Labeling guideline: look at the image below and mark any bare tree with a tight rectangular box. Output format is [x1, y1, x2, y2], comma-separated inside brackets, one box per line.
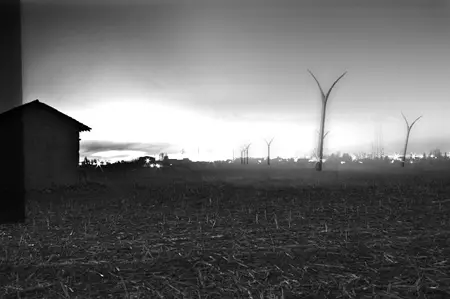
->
[308, 70, 347, 171]
[400, 112, 423, 167]
[264, 137, 275, 165]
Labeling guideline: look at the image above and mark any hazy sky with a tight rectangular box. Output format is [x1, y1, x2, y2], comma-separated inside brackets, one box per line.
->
[19, 0, 450, 162]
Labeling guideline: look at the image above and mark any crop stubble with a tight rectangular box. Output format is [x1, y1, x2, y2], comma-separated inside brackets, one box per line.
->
[1, 168, 450, 298]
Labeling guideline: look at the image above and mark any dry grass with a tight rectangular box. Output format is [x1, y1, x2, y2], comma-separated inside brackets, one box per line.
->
[1, 167, 450, 298]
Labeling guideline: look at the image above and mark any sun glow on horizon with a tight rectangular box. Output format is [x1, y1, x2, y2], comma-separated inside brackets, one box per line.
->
[73, 99, 419, 163]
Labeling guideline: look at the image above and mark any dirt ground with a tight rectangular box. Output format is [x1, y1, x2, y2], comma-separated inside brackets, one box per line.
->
[1, 165, 450, 298]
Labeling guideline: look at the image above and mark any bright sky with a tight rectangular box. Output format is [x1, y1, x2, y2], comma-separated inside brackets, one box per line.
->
[20, 0, 450, 162]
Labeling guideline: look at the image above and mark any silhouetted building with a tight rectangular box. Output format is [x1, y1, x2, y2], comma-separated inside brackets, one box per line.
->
[168, 158, 191, 165]
[0, 100, 91, 190]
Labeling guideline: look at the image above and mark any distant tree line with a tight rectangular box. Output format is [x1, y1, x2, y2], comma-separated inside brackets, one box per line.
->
[79, 147, 449, 172]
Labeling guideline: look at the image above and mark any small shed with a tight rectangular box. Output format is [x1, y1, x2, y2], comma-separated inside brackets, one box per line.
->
[0, 100, 91, 191]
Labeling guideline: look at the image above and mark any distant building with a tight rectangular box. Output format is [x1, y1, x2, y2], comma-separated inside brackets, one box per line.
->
[144, 156, 156, 163]
[167, 158, 192, 165]
[0, 100, 91, 190]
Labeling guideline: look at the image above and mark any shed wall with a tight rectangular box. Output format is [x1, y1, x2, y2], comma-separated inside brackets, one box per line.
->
[0, 115, 26, 222]
[23, 108, 80, 190]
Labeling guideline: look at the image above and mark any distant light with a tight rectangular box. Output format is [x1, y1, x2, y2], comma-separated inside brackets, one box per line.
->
[391, 153, 402, 162]
[340, 161, 346, 164]
[308, 157, 326, 163]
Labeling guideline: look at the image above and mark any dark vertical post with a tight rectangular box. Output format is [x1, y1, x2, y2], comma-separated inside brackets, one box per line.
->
[245, 144, 251, 165]
[0, 0, 25, 224]
[316, 99, 327, 171]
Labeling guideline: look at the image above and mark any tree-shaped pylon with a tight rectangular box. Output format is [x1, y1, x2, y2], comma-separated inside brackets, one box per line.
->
[245, 143, 251, 164]
[264, 137, 275, 165]
[308, 70, 347, 171]
[400, 112, 422, 167]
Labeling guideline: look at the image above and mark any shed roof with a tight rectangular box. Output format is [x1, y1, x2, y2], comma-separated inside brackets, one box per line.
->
[0, 100, 91, 132]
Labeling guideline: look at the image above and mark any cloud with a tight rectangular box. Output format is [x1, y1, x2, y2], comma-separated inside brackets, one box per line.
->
[80, 140, 177, 157]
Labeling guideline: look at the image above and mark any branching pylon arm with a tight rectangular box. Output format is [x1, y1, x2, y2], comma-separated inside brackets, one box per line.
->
[325, 72, 347, 101]
[401, 112, 423, 131]
[308, 70, 347, 103]
[265, 137, 275, 146]
[307, 69, 326, 100]
[317, 130, 330, 140]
